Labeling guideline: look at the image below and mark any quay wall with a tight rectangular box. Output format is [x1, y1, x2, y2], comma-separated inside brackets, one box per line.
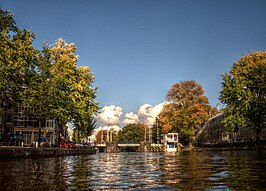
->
[0, 147, 97, 159]
[198, 140, 266, 151]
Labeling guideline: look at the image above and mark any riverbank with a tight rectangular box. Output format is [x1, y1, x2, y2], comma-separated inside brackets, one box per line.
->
[0, 147, 97, 159]
[197, 140, 266, 151]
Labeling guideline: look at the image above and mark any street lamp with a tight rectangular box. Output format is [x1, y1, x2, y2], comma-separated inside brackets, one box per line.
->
[156, 117, 160, 144]
[3, 99, 8, 144]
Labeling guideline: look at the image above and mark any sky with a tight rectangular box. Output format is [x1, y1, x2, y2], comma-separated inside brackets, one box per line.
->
[1, 0, 266, 129]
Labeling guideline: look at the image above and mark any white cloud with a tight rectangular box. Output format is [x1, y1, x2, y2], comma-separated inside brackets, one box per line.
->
[89, 125, 122, 143]
[123, 112, 139, 125]
[122, 102, 166, 126]
[138, 102, 166, 126]
[92, 124, 122, 133]
[89, 102, 166, 142]
[95, 105, 123, 126]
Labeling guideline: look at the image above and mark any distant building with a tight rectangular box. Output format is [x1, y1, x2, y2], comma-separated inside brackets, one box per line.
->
[0, 103, 56, 146]
[197, 112, 266, 145]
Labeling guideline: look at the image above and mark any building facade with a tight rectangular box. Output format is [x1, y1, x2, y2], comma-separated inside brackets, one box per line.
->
[0, 103, 56, 146]
[197, 112, 266, 145]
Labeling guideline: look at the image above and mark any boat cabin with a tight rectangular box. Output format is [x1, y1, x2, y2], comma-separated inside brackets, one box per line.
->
[161, 133, 179, 152]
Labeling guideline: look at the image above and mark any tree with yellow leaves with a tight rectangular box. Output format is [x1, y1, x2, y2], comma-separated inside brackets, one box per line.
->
[49, 39, 98, 145]
[28, 39, 98, 146]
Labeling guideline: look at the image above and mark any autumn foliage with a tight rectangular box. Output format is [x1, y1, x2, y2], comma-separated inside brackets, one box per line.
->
[159, 81, 213, 145]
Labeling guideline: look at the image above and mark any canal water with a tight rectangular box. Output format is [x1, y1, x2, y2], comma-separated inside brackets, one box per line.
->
[0, 150, 265, 190]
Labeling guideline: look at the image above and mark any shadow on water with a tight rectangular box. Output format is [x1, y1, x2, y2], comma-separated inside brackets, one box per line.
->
[0, 150, 265, 190]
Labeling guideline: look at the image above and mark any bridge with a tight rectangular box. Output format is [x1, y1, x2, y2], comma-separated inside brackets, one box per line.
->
[96, 143, 140, 147]
[95, 143, 141, 152]
[95, 142, 165, 152]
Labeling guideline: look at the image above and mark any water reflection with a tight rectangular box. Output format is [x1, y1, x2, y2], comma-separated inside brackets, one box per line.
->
[0, 151, 265, 190]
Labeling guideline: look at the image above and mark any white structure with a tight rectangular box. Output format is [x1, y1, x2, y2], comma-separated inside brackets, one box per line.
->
[161, 133, 179, 152]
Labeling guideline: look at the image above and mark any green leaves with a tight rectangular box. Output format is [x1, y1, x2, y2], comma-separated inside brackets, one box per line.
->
[220, 51, 266, 139]
[0, 9, 17, 34]
[0, 8, 98, 140]
[0, 10, 38, 109]
[117, 123, 146, 143]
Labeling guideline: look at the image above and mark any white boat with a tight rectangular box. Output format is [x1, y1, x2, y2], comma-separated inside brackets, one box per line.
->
[161, 133, 179, 152]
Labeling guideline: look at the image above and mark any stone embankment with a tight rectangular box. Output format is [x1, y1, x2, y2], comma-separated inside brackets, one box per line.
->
[0, 147, 97, 159]
[200, 140, 266, 151]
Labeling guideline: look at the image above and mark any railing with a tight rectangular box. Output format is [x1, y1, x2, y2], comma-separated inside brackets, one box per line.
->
[95, 143, 141, 147]
[118, 143, 140, 147]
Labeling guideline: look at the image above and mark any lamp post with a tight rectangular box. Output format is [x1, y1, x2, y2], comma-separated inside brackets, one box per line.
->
[156, 117, 160, 144]
[144, 125, 147, 152]
[3, 99, 8, 144]
[144, 125, 146, 143]
[148, 125, 151, 143]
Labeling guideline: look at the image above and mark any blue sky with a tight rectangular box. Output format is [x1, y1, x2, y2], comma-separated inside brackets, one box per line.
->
[1, 0, 266, 114]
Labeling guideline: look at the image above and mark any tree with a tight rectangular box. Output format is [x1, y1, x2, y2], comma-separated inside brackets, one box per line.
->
[44, 38, 98, 146]
[26, 38, 98, 146]
[0, 9, 17, 33]
[0, 9, 99, 146]
[159, 81, 212, 147]
[75, 116, 97, 142]
[0, 9, 39, 142]
[71, 66, 98, 141]
[25, 45, 54, 146]
[220, 51, 266, 140]
[117, 123, 146, 143]
[0, 9, 38, 109]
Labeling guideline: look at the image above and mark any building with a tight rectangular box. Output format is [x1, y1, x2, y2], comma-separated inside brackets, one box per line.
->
[0, 103, 56, 146]
[197, 112, 266, 145]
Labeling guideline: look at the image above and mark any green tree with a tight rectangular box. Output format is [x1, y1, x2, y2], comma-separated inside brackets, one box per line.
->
[71, 66, 98, 141]
[0, 9, 99, 146]
[74, 116, 97, 142]
[0, 9, 39, 109]
[0, 9, 39, 143]
[159, 81, 212, 147]
[83, 117, 97, 138]
[0, 9, 17, 32]
[117, 123, 146, 143]
[220, 51, 266, 140]
[25, 45, 54, 146]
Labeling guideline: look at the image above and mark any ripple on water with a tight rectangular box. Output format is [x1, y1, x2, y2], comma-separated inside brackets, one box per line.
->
[0, 151, 266, 190]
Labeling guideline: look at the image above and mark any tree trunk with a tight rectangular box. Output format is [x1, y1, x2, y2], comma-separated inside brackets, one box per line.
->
[189, 135, 195, 150]
[77, 127, 80, 142]
[256, 128, 261, 144]
[37, 119, 41, 148]
[55, 118, 61, 148]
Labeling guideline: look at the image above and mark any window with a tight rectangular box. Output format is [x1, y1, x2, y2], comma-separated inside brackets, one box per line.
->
[7, 114, 12, 124]
[22, 131, 32, 145]
[46, 119, 55, 128]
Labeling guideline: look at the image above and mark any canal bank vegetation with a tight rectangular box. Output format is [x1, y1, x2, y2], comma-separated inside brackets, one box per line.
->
[0, 9, 99, 146]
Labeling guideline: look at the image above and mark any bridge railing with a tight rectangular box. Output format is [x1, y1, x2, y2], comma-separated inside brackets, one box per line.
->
[118, 143, 140, 147]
